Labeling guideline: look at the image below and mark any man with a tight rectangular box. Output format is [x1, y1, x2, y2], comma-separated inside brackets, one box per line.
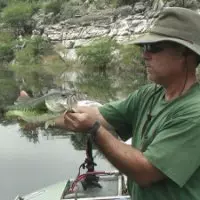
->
[55, 7, 200, 199]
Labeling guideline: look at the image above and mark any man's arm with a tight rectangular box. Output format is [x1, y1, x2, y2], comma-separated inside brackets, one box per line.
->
[56, 105, 166, 186]
[94, 125, 166, 187]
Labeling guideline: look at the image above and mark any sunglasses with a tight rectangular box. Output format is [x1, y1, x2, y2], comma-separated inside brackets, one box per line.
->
[142, 43, 165, 53]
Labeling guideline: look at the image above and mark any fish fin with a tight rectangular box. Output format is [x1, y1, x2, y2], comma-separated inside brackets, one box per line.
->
[45, 120, 56, 129]
[44, 122, 49, 129]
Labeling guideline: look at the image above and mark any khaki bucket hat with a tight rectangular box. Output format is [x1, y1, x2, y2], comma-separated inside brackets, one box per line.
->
[133, 7, 200, 56]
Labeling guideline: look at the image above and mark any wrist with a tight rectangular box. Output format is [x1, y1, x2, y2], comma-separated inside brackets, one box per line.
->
[88, 121, 101, 142]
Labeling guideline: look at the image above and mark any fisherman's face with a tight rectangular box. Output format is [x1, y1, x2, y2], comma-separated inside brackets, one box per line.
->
[142, 42, 185, 85]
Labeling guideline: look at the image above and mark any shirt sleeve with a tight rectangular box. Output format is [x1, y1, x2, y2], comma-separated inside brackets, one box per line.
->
[144, 118, 200, 187]
[98, 91, 140, 141]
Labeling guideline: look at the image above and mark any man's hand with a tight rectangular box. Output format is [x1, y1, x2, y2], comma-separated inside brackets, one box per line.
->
[55, 105, 113, 132]
[63, 106, 99, 132]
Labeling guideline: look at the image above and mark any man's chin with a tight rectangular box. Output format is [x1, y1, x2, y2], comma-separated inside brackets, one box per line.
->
[147, 75, 155, 82]
[147, 76, 161, 85]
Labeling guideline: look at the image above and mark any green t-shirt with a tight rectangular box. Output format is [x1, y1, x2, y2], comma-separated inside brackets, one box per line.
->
[99, 83, 200, 200]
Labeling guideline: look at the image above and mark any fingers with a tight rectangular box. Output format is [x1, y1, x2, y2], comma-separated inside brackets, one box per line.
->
[64, 112, 75, 124]
[63, 107, 97, 132]
[64, 111, 80, 122]
[63, 110, 82, 131]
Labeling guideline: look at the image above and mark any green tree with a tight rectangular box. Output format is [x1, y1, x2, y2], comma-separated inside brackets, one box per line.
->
[1, 1, 37, 35]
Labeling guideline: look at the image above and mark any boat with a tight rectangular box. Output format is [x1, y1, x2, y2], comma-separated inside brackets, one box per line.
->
[15, 170, 130, 200]
[14, 139, 132, 200]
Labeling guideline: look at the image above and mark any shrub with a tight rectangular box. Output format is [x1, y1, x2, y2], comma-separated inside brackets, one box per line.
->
[0, 31, 14, 43]
[0, 32, 15, 64]
[60, 0, 86, 20]
[0, 0, 7, 10]
[14, 36, 52, 64]
[0, 44, 14, 63]
[105, 0, 137, 7]
[116, 0, 137, 6]
[44, 0, 62, 15]
[77, 38, 118, 75]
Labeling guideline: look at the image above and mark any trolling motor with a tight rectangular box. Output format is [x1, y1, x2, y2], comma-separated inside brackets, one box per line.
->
[80, 137, 102, 190]
[68, 136, 104, 193]
[66, 136, 121, 199]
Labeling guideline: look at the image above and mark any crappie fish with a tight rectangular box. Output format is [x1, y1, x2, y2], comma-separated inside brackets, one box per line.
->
[5, 91, 102, 129]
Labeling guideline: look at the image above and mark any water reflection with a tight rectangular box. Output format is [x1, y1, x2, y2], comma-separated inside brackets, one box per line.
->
[0, 70, 19, 115]
[0, 123, 114, 200]
[76, 72, 118, 103]
[19, 128, 40, 143]
[2, 118, 100, 152]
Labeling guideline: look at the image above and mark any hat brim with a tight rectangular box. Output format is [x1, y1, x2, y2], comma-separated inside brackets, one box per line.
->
[133, 33, 200, 56]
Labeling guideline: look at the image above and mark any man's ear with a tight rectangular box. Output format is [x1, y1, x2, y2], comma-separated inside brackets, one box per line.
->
[181, 50, 199, 69]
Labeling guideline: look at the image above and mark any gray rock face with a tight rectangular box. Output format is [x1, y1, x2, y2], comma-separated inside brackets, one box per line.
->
[33, 0, 200, 59]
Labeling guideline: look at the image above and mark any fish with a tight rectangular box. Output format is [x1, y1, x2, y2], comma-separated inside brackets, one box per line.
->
[5, 90, 102, 129]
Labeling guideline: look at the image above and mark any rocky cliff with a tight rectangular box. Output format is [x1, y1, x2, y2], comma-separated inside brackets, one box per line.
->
[33, 0, 200, 59]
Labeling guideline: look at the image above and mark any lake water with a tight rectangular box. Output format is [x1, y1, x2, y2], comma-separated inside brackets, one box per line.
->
[0, 123, 114, 200]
